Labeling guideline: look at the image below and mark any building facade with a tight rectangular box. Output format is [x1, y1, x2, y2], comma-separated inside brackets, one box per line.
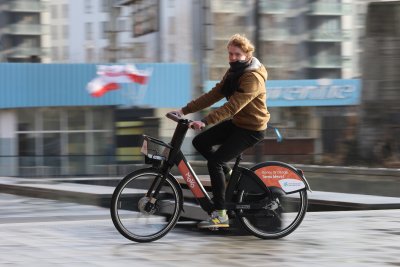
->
[0, 0, 50, 63]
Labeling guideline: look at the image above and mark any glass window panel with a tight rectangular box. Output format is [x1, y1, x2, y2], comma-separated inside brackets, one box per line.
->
[43, 133, 61, 167]
[43, 109, 60, 131]
[18, 132, 36, 168]
[93, 132, 114, 164]
[68, 133, 85, 155]
[92, 109, 112, 130]
[68, 110, 86, 130]
[68, 133, 86, 174]
[18, 109, 35, 131]
[18, 133, 36, 156]
[63, 4, 69, 18]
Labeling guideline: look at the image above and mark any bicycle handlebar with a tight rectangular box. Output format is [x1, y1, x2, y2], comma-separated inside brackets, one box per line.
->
[165, 111, 183, 122]
[166, 111, 194, 124]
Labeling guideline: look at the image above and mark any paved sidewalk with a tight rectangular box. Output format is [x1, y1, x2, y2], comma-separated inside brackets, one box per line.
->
[1, 177, 400, 213]
[0, 193, 399, 267]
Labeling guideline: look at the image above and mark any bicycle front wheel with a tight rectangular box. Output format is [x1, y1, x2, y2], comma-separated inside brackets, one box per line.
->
[110, 168, 182, 243]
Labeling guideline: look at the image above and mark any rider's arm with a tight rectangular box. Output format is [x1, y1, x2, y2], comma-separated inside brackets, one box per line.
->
[181, 75, 226, 115]
[202, 72, 262, 125]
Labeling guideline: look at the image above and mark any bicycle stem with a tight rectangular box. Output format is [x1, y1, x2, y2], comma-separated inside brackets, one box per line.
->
[167, 119, 190, 165]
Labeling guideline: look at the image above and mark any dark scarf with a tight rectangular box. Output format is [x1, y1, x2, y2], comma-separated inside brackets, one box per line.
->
[220, 58, 252, 99]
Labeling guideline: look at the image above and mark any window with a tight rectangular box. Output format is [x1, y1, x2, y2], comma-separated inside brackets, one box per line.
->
[93, 109, 112, 130]
[101, 0, 109, 12]
[101, 21, 109, 39]
[63, 25, 69, 40]
[118, 19, 126, 32]
[168, 17, 175, 35]
[67, 110, 86, 130]
[18, 133, 36, 168]
[51, 25, 58, 40]
[67, 133, 86, 174]
[85, 0, 92, 13]
[43, 133, 61, 167]
[85, 22, 92, 40]
[18, 109, 35, 131]
[43, 109, 60, 131]
[15, 108, 114, 175]
[62, 4, 69, 18]
[51, 5, 58, 19]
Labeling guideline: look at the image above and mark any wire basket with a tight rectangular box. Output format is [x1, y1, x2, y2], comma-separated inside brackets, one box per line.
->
[140, 135, 172, 164]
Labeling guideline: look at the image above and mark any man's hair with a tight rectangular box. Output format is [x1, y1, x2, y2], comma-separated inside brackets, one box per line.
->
[226, 34, 255, 58]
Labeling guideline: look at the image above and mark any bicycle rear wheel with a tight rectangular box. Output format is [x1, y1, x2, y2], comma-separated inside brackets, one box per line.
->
[110, 168, 182, 243]
[237, 163, 308, 239]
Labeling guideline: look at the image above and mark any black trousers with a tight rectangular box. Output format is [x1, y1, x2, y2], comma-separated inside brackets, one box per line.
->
[192, 120, 265, 210]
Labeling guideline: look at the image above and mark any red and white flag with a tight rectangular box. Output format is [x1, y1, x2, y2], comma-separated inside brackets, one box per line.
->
[87, 64, 151, 97]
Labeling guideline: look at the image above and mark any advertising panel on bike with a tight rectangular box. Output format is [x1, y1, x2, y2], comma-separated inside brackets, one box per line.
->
[254, 166, 306, 193]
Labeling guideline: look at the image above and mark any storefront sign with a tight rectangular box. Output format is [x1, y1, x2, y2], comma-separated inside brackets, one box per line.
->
[205, 79, 361, 107]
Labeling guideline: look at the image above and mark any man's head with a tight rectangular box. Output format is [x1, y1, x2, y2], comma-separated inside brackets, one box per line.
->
[226, 34, 255, 62]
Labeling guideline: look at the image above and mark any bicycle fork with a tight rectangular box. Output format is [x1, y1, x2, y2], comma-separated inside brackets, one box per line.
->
[143, 164, 172, 212]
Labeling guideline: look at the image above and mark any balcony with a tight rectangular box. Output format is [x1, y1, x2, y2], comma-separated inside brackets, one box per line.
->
[260, 29, 290, 42]
[3, 24, 49, 35]
[308, 3, 352, 16]
[7, 46, 49, 59]
[309, 30, 351, 42]
[211, 0, 248, 14]
[259, 1, 289, 14]
[6, 1, 46, 12]
[308, 56, 343, 69]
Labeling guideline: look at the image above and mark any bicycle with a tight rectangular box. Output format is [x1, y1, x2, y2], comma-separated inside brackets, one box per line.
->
[110, 112, 311, 243]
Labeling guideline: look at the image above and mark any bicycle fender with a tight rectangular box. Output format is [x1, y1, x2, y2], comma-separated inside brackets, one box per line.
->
[235, 167, 272, 195]
[250, 161, 312, 193]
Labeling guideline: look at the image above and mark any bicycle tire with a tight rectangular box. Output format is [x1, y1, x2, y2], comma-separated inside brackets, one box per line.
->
[237, 162, 308, 239]
[110, 168, 183, 243]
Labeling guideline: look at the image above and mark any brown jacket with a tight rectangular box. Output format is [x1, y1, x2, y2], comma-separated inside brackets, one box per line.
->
[182, 57, 270, 131]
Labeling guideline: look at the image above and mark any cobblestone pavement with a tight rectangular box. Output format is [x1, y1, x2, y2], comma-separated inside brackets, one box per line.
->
[0, 193, 399, 267]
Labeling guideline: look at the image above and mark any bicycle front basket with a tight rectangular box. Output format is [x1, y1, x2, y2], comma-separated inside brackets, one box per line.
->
[140, 135, 172, 164]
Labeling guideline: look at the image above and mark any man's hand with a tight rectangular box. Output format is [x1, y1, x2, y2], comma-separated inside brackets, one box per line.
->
[189, 121, 206, 130]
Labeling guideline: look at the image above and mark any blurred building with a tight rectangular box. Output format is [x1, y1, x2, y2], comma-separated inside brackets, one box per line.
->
[0, 63, 191, 177]
[46, 0, 193, 64]
[358, 1, 400, 164]
[0, 0, 50, 63]
[47, 0, 135, 63]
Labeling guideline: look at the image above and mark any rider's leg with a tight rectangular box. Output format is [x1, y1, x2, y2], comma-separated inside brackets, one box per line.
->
[207, 128, 264, 210]
[192, 120, 233, 180]
[194, 122, 264, 228]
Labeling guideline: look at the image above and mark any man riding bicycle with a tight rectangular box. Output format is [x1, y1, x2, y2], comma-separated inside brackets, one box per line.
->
[173, 33, 270, 229]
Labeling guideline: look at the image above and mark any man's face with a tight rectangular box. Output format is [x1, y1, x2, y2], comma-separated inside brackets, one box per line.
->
[228, 45, 247, 62]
